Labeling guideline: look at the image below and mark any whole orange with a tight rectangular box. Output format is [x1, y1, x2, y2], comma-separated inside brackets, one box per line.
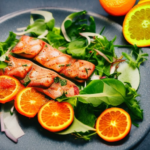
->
[99, 0, 136, 16]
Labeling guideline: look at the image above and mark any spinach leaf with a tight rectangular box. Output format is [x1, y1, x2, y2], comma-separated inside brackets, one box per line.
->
[75, 102, 97, 127]
[46, 30, 67, 49]
[67, 38, 87, 58]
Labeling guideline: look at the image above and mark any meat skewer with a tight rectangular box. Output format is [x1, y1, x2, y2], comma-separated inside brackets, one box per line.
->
[12, 35, 95, 83]
[0, 55, 79, 99]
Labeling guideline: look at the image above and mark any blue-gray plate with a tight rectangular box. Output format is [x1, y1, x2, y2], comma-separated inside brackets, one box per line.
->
[0, 7, 150, 150]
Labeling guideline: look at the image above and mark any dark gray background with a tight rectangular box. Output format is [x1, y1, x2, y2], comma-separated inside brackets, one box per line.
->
[0, 0, 149, 150]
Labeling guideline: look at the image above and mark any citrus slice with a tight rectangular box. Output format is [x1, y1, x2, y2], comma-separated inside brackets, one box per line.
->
[0, 75, 23, 103]
[38, 100, 74, 132]
[138, 0, 150, 4]
[99, 0, 136, 16]
[15, 87, 49, 118]
[123, 2, 150, 47]
[96, 107, 131, 142]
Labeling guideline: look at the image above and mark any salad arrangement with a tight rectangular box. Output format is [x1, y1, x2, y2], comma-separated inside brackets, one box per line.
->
[0, 10, 148, 143]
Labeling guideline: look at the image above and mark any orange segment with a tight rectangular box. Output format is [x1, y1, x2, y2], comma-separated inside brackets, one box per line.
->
[123, 2, 150, 47]
[15, 87, 49, 118]
[99, 0, 136, 16]
[0, 75, 22, 103]
[38, 100, 74, 132]
[96, 107, 131, 142]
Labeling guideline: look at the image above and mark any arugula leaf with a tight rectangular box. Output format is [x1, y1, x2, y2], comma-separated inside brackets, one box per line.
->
[72, 131, 97, 140]
[124, 82, 143, 120]
[85, 36, 116, 77]
[122, 45, 148, 69]
[61, 10, 87, 42]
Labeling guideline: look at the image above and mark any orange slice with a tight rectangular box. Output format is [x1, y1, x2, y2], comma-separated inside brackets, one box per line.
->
[123, 2, 150, 47]
[96, 107, 131, 142]
[38, 100, 74, 132]
[138, 0, 150, 4]
[99, 0, 136, 16]
[0, 75, 23, 103]
[15, 87, 49, 118]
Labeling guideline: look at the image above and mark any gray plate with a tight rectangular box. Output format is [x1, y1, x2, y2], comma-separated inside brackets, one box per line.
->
[0, 7, 150, 150]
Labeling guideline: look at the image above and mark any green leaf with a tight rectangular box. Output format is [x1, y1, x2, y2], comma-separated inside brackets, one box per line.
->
[122, 45, 148, 69]
[78, 79, 126, 107]
[75, 102, 97, 127]
[57, 117, 95, 135]
[54, 77, 59, 83]
[124, 83, 143, 120]
[0, 32, 18, 57]
[54, 77, 67, 86]
[61, 10, 87, 42]
[46, 30, 67, 49]
[59, 79, 67, 86]
[72, 131, 97, 140]
[67, 38, 87, 58]
[0, 61, 8, 69]
[15, 11, 55, 36]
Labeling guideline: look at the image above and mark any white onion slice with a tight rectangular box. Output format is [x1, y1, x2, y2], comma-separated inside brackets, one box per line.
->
[16, 27, 27, 31]
[93, 49, 112, 63]
[0, 102, 25, 142]
[80, 32, 104, 46]
[31, 10, 54, 23]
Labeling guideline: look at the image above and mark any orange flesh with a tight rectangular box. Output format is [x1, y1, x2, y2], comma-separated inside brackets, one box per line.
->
[128, 8, 150, 40]
[123, 2, 150, 46]
[38, 101, 74, 132]
[99, 111, 127, 137]
[15, 87, 48, 117]
[41, 102, 70, 126]
[96, 108, 131, 142]
[0, 77, 16, 99]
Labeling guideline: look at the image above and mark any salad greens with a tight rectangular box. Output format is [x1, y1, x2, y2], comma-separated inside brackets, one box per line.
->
[15, 10, 55, 36]
[0, 10, 148, 141]
[0, 32, 18, 68]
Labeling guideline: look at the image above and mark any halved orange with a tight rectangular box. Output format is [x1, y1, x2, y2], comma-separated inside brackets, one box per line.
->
[15, 87, 49, 118]
[123, 2, 150, 47]
[38, 100, 74, 132]
[96, 107, 131, 142]
[0, 75, 23, 103]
